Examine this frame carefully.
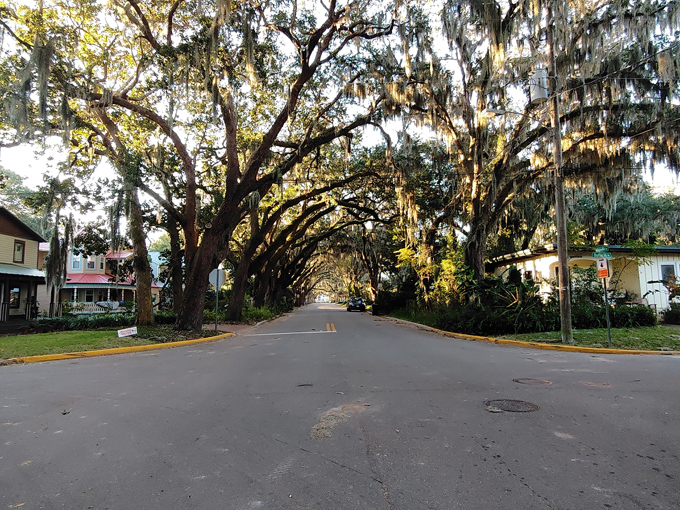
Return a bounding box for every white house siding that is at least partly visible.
[493,254,558,298]
[638,254,680,311]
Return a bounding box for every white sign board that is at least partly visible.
[209,268,226,289]
[597,258,609,279]
[118,326,138,338]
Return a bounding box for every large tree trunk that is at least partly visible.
[175,232,218,330]
[368,271,379,302]
[464,221,487,284]
[253,261,276,308]
[225,259,251,322]
[129,188,154,325]
[168,215,184,314]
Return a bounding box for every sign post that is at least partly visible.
[597,258,613,348]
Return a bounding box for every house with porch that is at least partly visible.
[489,244,680,312]
[0,207,46,322]
[48,249,160,315]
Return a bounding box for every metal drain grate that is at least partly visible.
[513,378,553,385]
[485,399,540,413]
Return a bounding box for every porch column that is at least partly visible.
[73,288,77,301]
[107,288,110,300]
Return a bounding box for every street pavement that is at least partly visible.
[1,303,678,509]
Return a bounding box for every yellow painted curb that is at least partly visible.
[4,332,233,365]
[390,318,679,356]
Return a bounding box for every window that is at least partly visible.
[13,240,25,263]
[661,264,676,282]
[86,255,96,270]
[100,257,105,270]
[9,287,20,308]
[97,290,107,302]
[85,289,94,302]
[71,254,81,270]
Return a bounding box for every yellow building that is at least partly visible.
[0,207,46,322]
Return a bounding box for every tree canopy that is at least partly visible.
[2,0,680,326]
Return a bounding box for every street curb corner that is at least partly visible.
[2,332,234,365]
[387,317,679,356]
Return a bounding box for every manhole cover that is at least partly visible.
[484,399,539,413]
[513,378,553,385]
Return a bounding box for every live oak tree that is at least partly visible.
[392,0,680,281]
[2,0,416,329]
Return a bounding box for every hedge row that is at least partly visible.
[395,303,657,337]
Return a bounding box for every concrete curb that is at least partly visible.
[1,332,234,366]
[386,317,680,356]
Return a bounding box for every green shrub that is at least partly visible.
[572,304,657,329]
[33,314,136,331]
[609,305,657,328]
[572,303,603,329]
[202,309,225,323]
[242,305,276,322]
[662,303,680,324]
[120,300,136,312]
[154,311,177,324]
[394,302,658,336]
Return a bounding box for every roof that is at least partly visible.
[0,207,46,242]
[63,272,159,288]
[106,251,134,260]
[490,244,680,267]
[0,262,46,280]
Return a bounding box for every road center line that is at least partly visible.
[240,331,337,337]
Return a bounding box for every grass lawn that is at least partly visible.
[0,326,216,360]
[502,325,680,351]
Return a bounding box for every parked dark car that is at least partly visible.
[347,297,366,312]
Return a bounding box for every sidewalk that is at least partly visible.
[201,322,262,336]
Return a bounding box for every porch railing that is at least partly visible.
[64,302,132,315]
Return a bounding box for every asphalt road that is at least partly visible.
[1,303,678,509]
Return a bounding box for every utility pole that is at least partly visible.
[547,2,574,345]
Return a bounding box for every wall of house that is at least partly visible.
[610,258,642,299]
[69,252,108,274]
[495,252,680,311]
[36,284,51,315]
[0,233,40,268]
[638,254,680,311]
